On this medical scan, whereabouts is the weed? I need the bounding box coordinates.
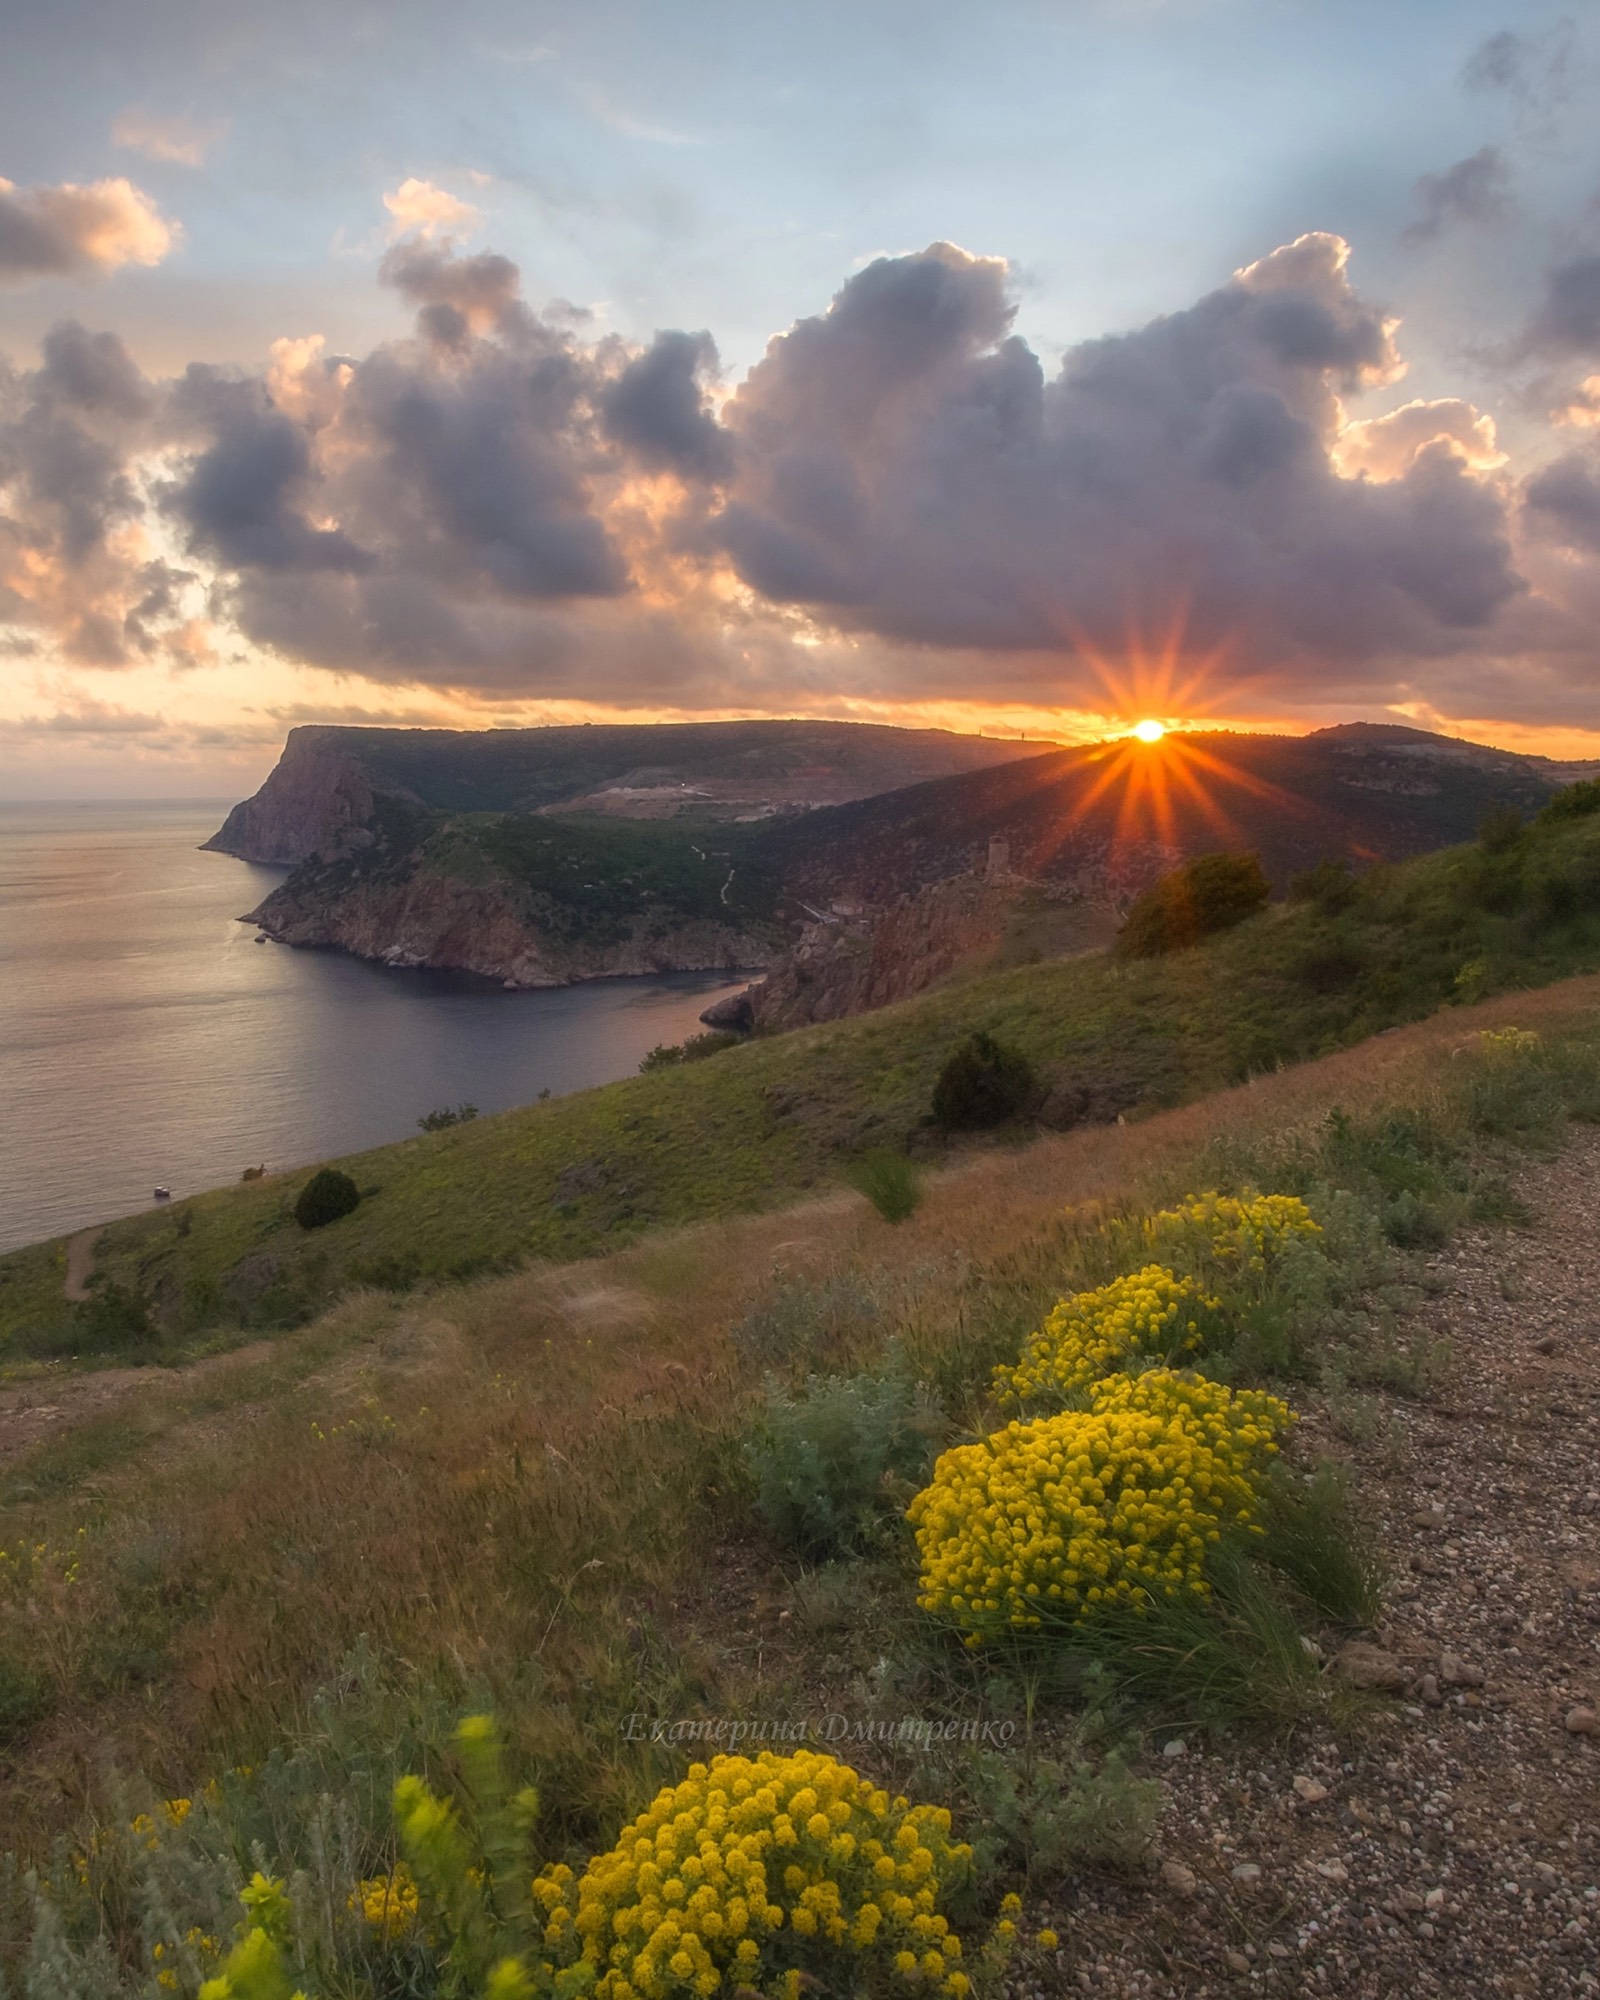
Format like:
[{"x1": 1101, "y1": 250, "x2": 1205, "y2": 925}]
[
  {"x1": 729, "y1": 1271, "x2": 882, "y2": 1374},
  {"x1": 1257, "y1": 1462, "x2": 1385, "y2": 1627},
  {"x1": 958, "y1": 1743, "x2": 1162, "y2": 1883},
  {"x1": 845, "y1": 1148, "x2": 924, "y2": 1224}
]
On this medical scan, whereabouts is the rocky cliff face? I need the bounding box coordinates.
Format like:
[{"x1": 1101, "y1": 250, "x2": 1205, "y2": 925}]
[
  {"x1": 248, "y1": 868, "x2": 771, "y2": 988},
  {"x1": 731, "y1": 872, "x2": 1031, "y2": 1031},
  {"x1": 204, "y1": 728, "x2": 379, "y2": 865}
]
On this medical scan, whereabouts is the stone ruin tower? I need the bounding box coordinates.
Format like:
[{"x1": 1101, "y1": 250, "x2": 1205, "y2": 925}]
[{"x1": 985, "y1": 834, "x2": 1011, "y2": 882}]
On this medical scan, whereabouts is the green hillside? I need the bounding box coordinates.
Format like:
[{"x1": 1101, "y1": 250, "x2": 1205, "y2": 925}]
[{"x1": 7, "y1": 785, "x2": 1600, "y2": 1360}]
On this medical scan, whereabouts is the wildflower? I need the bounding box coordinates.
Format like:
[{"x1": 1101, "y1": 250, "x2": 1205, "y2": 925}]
[
  {"x1": 533, "y1": 1748, "x2": 973, "y2": 1997},
  {"x1": 349, "y1": 1862, "x2": 420, "y2": 1939},
  {"x1": 995, "y1": 1266, "x2": 1221, "y2": 1407},
  {"x1": 910, "y1": 1371, "x2": 1292, "y2": 1641}
]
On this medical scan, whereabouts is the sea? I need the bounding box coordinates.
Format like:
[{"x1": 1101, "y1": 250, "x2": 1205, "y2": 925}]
[{"x1": 0, "y1": 801, "x2": 754, "y2": 1254}]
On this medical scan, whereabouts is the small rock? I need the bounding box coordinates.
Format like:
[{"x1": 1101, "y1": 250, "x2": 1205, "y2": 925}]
[
  {"x1": 1315, "y1": 1859, "x2": 1349, "y2": 1883},
  {"x1": 1226, "y1": 1949, "x2": 1251, "y2": 1973},
  {"x1": 1293, "y1": 1775, "x2": 1329, "y2": 1803},
  {"x1": 1565, "y1": 1705, "x2": 1598, "y2": 1736},
  {"x1": 1533, "y1": 1334, "x2": 1558, "y2": 1354},
  {"x1": 1417, "y1": 1673, "x2": 1444, "y2": 1707},
  {"x1": 1268, "y1": 1942, "x2": 1291, "y2": 1960},
  {"x1": 1162, "y1": 1737, "x2": 1188, "y2": 1759},
  {"x1": 1161, "y1": 1860, "x2": 1199, "y2": 1897},
  {"x1": 1412, "y1": 1504, "x2": 1448, "y2": 1530},
  {"x1": 1424, "y1": 1887, "x2": 1446, "y2": 1911},
  {"x1": 1332, "y1": 1640, "x2": 1408, "y2": 1691},
  {"x1": 1231, "y1": 1862, "x2": 1263, "y2": 1887},
  {"x1": 1439, "y1": 1652, "x2": 1486, "y2": 1688}
]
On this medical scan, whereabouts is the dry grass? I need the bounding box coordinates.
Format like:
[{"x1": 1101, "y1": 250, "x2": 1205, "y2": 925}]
[{"x1": 2, "y1": 976, "x2": 1596, "y2": 1881}]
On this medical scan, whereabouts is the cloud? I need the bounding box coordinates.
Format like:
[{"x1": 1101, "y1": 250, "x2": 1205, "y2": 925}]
[
  {"x1": 112, "y1": 110, "x2": 224, "y2": 167},
  {"x1": 1524, "y1": 447, "x2": 1600, "y2": 552},
  {"x1": 0, "y1": 175, "x2": 177, "y2": 284},
  {"x1": 711, "y1": 233, "x2": 1520, "y2": 680},
  {"x1": 1462, "y1": 21, "x2": 1579, "y2": 118},
  {"x1": 13, "y1": 226, "x2": 1600, "y2": 732},
  {"x1": 382, "y1": 177, "x2": 483, "y2": 241},
  {"x1": 1334, "y1": 399, "x2": 1506, "y2": 480},
  {"x1": 598, "y1": 329, "x2": 732, "y2": 481},
  {"x1": 1521, "y1": 253, "x2": 1600, "y2": 357},
  {"x1": 1402, "y1": 146, "x2": 1511, "y2": 246},
  {"x1": 13, "y1": 697, "x2": 166, "y2": 735}
]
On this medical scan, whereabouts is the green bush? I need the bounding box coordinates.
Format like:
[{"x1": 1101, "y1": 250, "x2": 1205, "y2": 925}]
[
  {"x1": 960, "y1": 1746, "x2": 1161, "y2": 1882},
  {"x1": 1118, "y1": 851, "x2": 1270, "y2": 957},
  {"x1": 417, "y1": 1102, "x2": 479, "y2": 1132},
  {"x1": 931, "y1": 1030, "x2": 1036, "y2": 1129},
  {"x1": 70, "y1": 1279, "x2": 156, "y2": 1356},
  {"x1": 294, "y1": 1168, "x2": 362, "y2": 1231},
  {"x1": 1289, "y1": 856, "x2": 1359, "y2": 914},
  {"x1": 1257, "y1": 1461, "x2": 1384, "y2": 1626},
  {"x1": 845, "y1": 1149, "x2": 923, "y2": 1223},
  {"x1": 745, "y1": 1365, "x2": 943, "y2": 1558}
]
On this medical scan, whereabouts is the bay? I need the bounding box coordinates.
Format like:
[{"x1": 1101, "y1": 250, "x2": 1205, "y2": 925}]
[{"x1": 0, "y1": 801, "x2": 752, "y2": 1252}]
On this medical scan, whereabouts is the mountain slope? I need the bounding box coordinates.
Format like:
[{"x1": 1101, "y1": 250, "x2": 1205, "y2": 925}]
[{"x1": 206, "y1": 719, "x2": 1059, "y2": 866}]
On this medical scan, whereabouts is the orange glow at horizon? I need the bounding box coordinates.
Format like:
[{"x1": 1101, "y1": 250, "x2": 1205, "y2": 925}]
[{"x1": 1133, "y1": 718, "x2": 1166, "y2": 743}]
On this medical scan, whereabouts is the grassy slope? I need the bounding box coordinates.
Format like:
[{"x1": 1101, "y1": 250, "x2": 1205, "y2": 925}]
[
  {"x1": 4, "y1": 974, "x2": 1598, "y2": 1873},
  {"x1": 8, "y1": 800, "x2": 1600, "y2": 1356}
]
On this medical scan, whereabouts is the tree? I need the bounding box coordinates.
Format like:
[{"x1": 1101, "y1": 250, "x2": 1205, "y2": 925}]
[{"x1": 1119, "y1": 852, "x2": 1270, "y2": 957}]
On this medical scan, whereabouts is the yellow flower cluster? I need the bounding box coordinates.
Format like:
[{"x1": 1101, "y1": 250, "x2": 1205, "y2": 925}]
[
  {"x1": 0, "y1": 1525, "x2": 86, "y2": 1600},
  {"x1": 1143, "y1": 1190, "x2": 1321, "y2": 1282},
  {"x1": 531, "y1": 1748, "x2": 974, "y2": 1999},
  {"x1": 908, "y1": 1370, "x2": 1292, "y2": 1641},
  {"x1": 349, "y1": 1861, "x2": 420, "y2": 1939},
  {"x1": 151, "y1": 1928, "x2": 221, "y2": 1994},
  {"x1": 993, "y1": 1266, "x2": 1219, "y2": 1408}
]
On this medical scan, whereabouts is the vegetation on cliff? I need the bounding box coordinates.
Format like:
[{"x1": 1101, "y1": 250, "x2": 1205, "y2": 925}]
[{"x1": 7, "y1": 790, "x2": 1600, "y2": 1359}]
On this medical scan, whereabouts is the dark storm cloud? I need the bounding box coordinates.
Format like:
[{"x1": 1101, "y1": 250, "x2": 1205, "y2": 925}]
[
  {"x1": 599, "y1": 329, "x2": 731, "y2": 481},
  {"x1": 1402, "y1": 146, "x2": 1511, "y2": 246},
  {"x1": 712, "y1": 236, "x2": 1522, "y2": 677}
]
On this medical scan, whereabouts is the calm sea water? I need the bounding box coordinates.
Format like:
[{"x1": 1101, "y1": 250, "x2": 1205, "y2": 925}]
[{"x1": 0, "y1": 802, "x2": 753, "y2": 1252}]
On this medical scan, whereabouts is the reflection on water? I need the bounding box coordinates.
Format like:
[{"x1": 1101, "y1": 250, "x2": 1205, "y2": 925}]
[{"x1": 0, "y1": 801, "x2": 754, "y2": 1251}]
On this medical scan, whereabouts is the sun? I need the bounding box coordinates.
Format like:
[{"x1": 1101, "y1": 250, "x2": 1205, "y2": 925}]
[{"x1": 1132, "y1": 718, "x2": 1166, "y2": 743}]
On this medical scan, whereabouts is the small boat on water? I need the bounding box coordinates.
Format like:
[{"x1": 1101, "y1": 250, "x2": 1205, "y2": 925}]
[{"x1": 153, "y1": 1185, "x2": 171, "y2": 1201}]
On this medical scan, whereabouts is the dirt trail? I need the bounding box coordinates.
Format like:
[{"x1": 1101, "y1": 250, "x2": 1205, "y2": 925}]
[
  {"x1": 1029, "y1": 1132, "x2": 1600, "y2": 2000},
  {"x1": 62, "y1": 1226, "x2": 102, "y2": 1301}
]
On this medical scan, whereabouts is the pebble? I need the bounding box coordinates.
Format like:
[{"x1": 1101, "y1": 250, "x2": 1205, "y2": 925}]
[
  {"x1": 1231, "y1": 1862, "x2": 1262, "y2": 1887},
  {"x1": 1293, "y1": 1775, "x2": 1329, "y2": 1803},
  {"x1": 1160, "y1": 1860, "x2": 1199, "y2": 1897},
  {"x1": 1332, "y1": 1640, "x2": 1408, "y2": 1691},
  {"x1": 1566, "y1": 1705, "x2": 1598, "y2": 1736}
]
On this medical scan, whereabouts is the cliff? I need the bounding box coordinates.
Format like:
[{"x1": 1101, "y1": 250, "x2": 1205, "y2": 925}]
[
  {"x1": 250, "y1": 868, "x2": 770, "y2": 987},
  {"x1": 203, "y1": 728, "x2": 380, "y2": 866}
]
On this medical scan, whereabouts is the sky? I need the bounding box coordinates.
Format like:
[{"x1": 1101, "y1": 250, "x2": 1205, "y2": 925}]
[{"x1": 5, "y1": 0, "x2": 1600, "y2": 796}]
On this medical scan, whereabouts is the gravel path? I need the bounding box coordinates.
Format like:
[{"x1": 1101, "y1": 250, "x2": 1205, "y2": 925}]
[
  {"x1": 1018, "y1": 1130, "x2": 1600, "y2": 1999},
  {"x1": 62, "y1": 1225, "x2": 102, "y2": 1302}
]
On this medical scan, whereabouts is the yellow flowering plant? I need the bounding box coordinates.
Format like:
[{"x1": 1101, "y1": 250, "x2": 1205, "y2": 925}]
[
  {"x1": 993, "y1": 1265, "x2": 1223, "y2": 1409},
  {"x1": 909, "y1": 1370, "x2": 1293, "y2": 1643},
  {"x1": 531, "y1": 1747, "x2": 976, "y2": 1999},
  {"x1": 1141, "y1": 1191, "x2": 1323, "y2": 1299}
]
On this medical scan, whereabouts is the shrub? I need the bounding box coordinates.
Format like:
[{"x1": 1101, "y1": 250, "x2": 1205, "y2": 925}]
[
  {"x1": 992, "y1": 1265, "x2": 1224, "y2": 1409},
  {"x1": 845, "y1": 1149, "x2": 923, "y2": 1224},
  {"x1": 1257, "y1": 1461, "x2": 1384, "y2": 1627},
  {"x1": 1539, "y1": 777, "x2": 1600, "y2": 823},
  {"x1": 74, "y1": 1278, "x2": 156, "y2": 1352},
  {"x1": 931, "y1": 1032, "x2": 1036, "y2": 1130},
  {"x1": 1288, "y1": 857, "x2": 1359, "y2": 914},
  {"x1": 639, "y1": 1043, "x2": 684, "y2": 1072},
  {"x1": 909, "y1": 1370, "x2": 1292, "y2": 1643},
  {"x1": 418, "y1": 1102, "x2": 479, "y2": 1132},
  {"x1": 294, "y1": 1168, "x2": 361, "y2": 1231},
  {"x1": 746, "y1": 1366, "x2": 943, "y2": 1557},
  {"x1": 1118, "y1": 852, "x2": 1270, "y2": 958},
  {"x1": 532, "y1": 1748, "x2": 977, "y2": 2000},
  {"x1": 961, "y1": 1747, "x2": 1161, "y2": 1880}
]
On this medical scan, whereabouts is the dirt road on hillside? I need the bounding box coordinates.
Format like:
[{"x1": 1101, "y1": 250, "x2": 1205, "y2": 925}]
[{"x1": 1021, "y1": 1133, "x2": 1600, "y2": 2000}]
